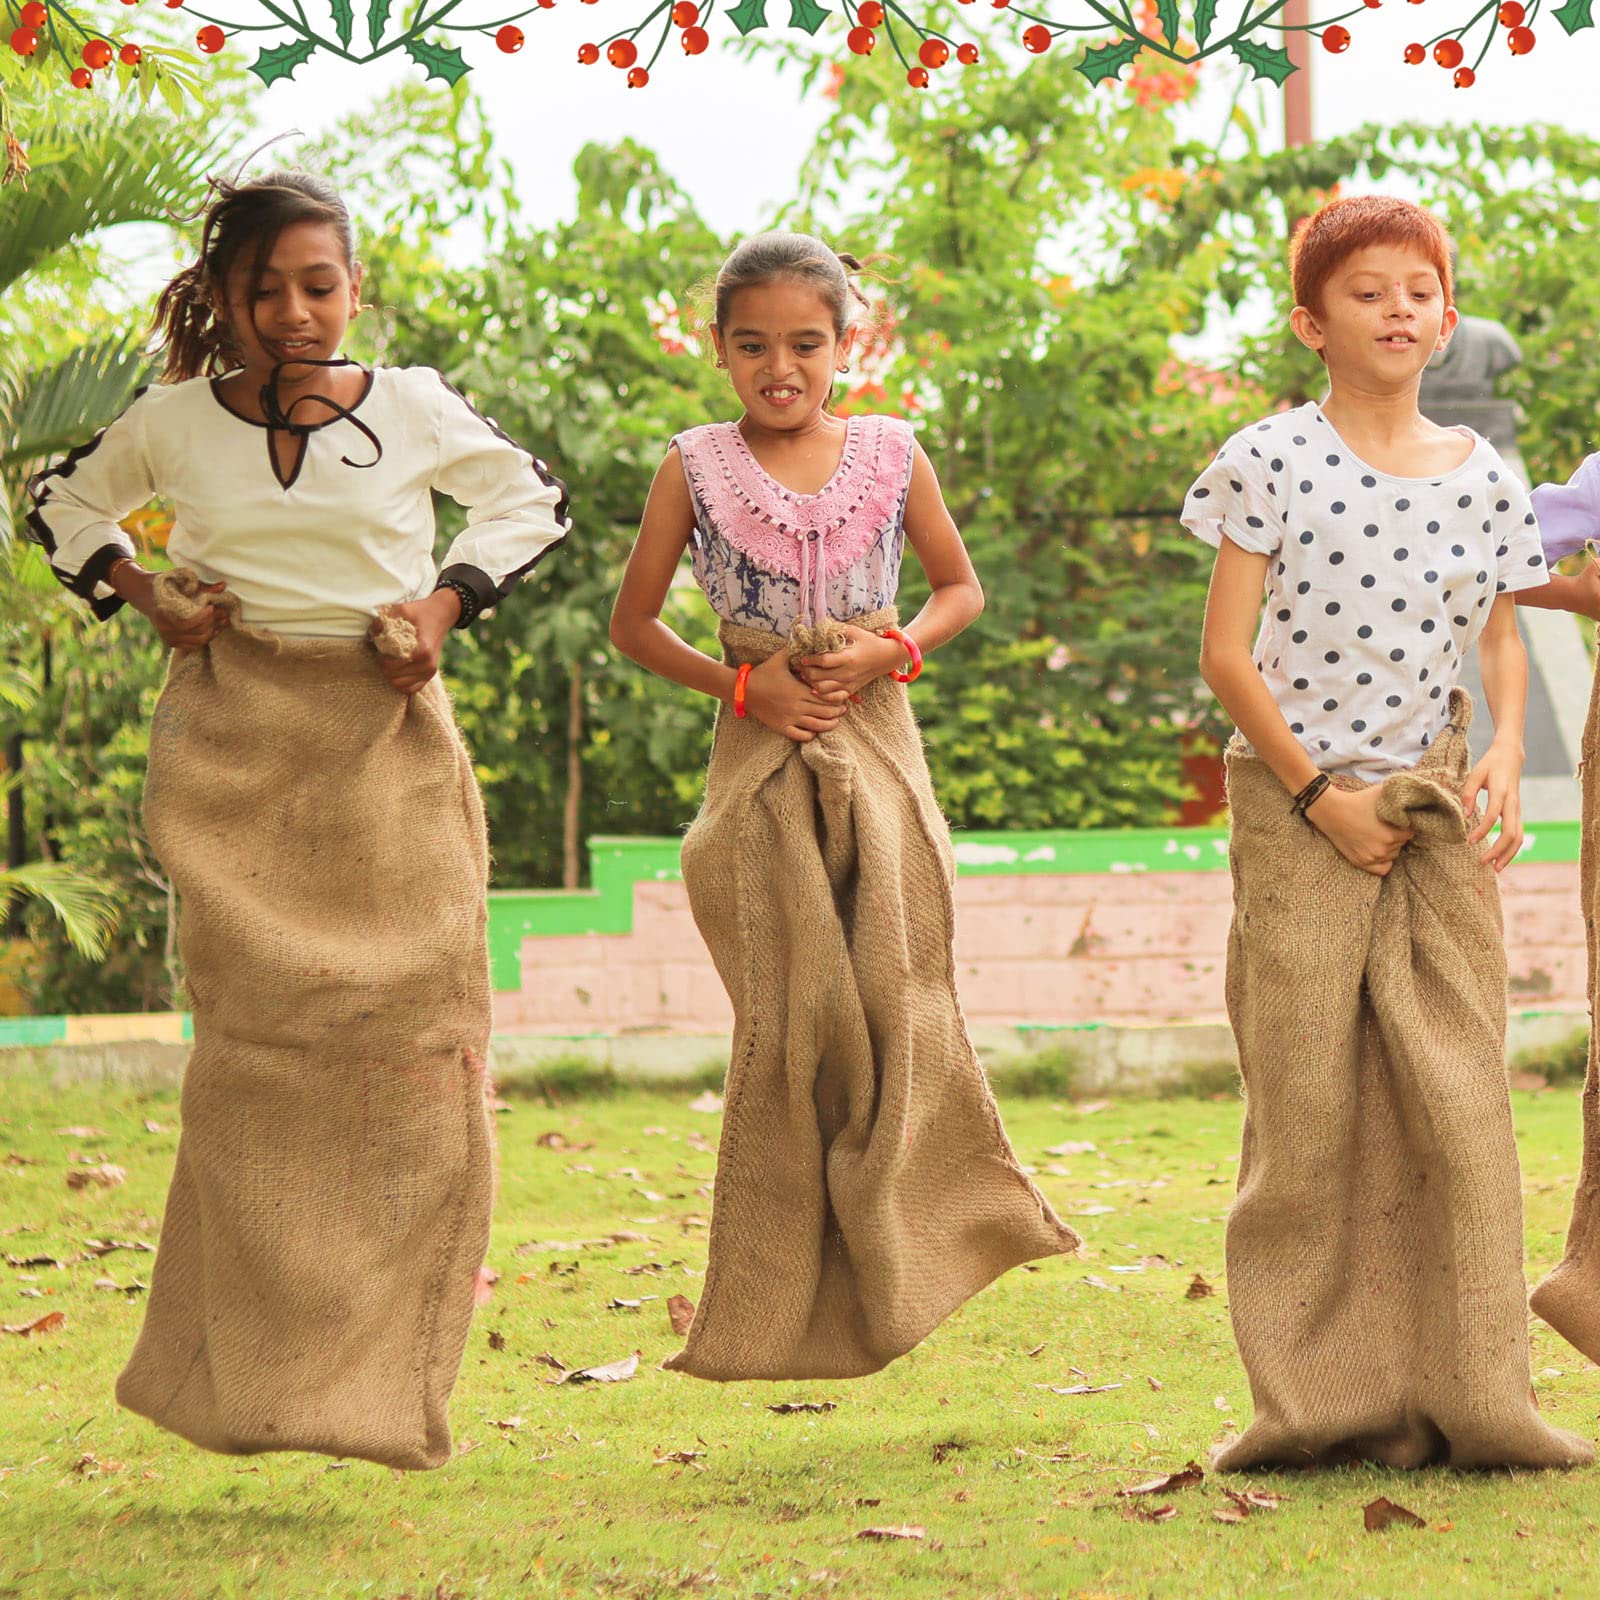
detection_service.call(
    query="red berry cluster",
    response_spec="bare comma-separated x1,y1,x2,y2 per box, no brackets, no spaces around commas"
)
8,0,208,88
1404,0,1535,84
846,0,978,85
579,0,704,85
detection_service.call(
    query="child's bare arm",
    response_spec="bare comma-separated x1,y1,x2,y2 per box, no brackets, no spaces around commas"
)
801,442,982,695
1515,563,1600,621
1463,593,1529,871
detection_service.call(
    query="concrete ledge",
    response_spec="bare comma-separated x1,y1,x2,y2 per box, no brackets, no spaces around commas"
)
2,1008,1587,1097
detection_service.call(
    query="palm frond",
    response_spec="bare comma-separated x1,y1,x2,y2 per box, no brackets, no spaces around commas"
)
0,105,235,296
3,334,153,473
0,860,120,960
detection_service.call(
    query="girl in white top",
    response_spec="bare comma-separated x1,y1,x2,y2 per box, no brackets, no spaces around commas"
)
23,168,569,1470
28,198,568,664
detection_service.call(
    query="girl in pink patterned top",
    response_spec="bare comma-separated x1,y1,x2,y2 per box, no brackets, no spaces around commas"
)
611,236,1075,1385
613,232,984,733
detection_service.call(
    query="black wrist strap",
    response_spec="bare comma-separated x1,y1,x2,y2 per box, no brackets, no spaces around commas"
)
1291,771,1330,817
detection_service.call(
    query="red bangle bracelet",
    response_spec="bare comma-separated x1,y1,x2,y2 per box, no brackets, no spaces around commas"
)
732,662,752,718
880,626,923,684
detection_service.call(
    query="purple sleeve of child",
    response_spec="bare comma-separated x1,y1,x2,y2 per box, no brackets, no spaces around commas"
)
1530,454,1600,565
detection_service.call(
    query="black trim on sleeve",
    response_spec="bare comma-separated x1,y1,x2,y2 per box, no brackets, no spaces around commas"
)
437,563,498,628
431,370,572,602
69,541,136,614
26,388,148,624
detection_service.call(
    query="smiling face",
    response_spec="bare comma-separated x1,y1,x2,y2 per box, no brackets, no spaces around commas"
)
711,277,855,433
220,219,362,378
1291,243,1457,389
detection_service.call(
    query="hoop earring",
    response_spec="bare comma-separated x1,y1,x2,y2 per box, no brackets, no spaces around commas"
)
837,363,850,375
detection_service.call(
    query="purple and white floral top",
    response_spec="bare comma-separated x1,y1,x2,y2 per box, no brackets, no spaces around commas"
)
674,414,916,634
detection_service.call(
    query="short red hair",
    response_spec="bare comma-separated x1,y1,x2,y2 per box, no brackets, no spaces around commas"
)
1290,195,1454,315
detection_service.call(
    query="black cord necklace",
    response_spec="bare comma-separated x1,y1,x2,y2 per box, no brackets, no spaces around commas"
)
258,355,383,469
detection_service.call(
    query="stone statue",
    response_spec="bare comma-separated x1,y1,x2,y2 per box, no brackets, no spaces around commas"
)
1419,297,1523,455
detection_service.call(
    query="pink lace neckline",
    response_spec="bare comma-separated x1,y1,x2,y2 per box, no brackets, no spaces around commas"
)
726,416,858,504
677,413,914,585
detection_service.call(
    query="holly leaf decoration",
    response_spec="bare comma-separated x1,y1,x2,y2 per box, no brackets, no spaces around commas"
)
1553,0,1593,31
249,36,318,85
1230,37,1295,83
330,0,354,47
788,0,829,32
1076,35,1142,85
367,0,392,47
726,0,770,31
1156,0,1180,46
1193,0,1217,48
404,37,470,83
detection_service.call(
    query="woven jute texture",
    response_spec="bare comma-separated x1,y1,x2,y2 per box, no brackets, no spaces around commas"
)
115,571,495,1471
663,610,1080,1382
1217,687,1591,1472
1531,651,1600,1358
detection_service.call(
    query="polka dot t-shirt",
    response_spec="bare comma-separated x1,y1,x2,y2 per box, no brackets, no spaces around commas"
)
1181,402,1549,782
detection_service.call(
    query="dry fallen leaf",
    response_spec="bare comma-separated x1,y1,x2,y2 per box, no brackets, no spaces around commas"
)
65,1165,126,1192
653,1448,705,1468
667,1294,695,1336
1147,1376,1164,1392
768,1401,836,1415
1045,1383,1122,1396
72,1452,123,1476
1213,1502,1249,1524
1118,1462,1204,1498
560,1352,640,1385
1081,1275,1122,1292
1185,1274,1215,1300
535,1132,569,1150
55,1127,104,1139
931,1441,965,1464
1045,1141,1098,1157
1363,1496,1425,1532
6,1255,64,1270
3,1311,65,1337
857,1526,924,1542
1122,1502,1178,1523
487,1330,507,1352
1026,1343,1047,1358
81,1239,153,1259
1074,1101,1111,1115
688,1091,724,1114
142,1120,167,1135
92,1278,146,1296
490,1416,524,1431
474,1267,499,1307
607,1296,659,1312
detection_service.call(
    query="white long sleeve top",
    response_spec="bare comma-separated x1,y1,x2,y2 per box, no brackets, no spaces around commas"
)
25,363,571,638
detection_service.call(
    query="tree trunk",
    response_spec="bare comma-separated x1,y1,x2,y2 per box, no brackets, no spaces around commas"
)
563,662,582,891
4,730,22,937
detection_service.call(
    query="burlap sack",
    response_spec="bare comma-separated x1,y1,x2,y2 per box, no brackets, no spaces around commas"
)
1530,650,1600,1357
1218,687,1590,1471
115,571,496,1471
663,610,1079,1382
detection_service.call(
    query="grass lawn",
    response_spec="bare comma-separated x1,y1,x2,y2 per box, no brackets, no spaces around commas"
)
1,1067,1598,1600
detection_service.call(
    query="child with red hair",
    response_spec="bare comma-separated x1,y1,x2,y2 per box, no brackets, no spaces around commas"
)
1183,195,1590,1472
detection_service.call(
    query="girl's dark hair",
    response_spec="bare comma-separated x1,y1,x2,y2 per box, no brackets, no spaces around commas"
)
150,169,355,384
712,232,871,339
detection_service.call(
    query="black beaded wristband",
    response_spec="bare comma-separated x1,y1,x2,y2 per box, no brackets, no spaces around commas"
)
1291,772,1330,818
434,577,481,630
